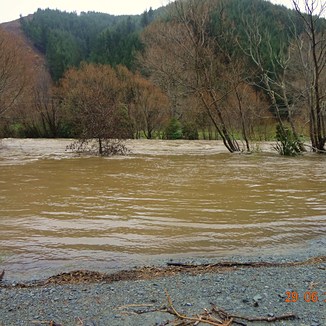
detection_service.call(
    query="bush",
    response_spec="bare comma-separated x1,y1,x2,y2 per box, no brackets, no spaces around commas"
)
66,138,129,156
164,118,183,140
8,123,26,137
274,124,302,156
182,123,199,140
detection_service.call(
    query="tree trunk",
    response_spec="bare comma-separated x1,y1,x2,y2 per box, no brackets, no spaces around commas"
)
98,138,103,155
235,88,250,152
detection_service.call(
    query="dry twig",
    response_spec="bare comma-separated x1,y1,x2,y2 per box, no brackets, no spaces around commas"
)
116,303,161,316
163,291,297,325
164,289,233,326
31,321,62,326
0,270,4,281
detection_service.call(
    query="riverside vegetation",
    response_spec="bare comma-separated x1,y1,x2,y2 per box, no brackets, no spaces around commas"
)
0,0,325,155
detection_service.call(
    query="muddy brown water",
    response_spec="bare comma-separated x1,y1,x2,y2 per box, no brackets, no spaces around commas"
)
0,139,325,281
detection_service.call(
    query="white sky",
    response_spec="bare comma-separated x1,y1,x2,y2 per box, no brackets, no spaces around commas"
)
0,0,169,23
0,0,319,24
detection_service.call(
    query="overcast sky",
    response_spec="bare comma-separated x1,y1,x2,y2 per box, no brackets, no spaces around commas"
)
0,0,170,23
0,1,311,24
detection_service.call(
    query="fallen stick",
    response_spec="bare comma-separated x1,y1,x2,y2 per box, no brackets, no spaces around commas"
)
117,303,165,316
163,292,297,325
31,321,62,326
164,289,233,326
117,303,154,310
211,305,296,322
233,313,296,322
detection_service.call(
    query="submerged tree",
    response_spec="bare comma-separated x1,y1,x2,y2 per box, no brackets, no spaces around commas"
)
17,69,63,138
239,7,306,155
59,63,130,155
131,73,170,139
113,65,170,139
292,0,326,152
140,0,252,152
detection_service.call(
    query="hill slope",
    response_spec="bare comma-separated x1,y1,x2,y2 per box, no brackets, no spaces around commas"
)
1,17,48,76
1,0,303,84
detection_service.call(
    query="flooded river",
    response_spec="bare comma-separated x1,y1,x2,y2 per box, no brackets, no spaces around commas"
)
0,139,325,281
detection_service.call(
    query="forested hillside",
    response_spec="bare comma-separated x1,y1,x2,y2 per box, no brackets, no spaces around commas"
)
0,0,325,154
20,8,156,81
19,1,301,82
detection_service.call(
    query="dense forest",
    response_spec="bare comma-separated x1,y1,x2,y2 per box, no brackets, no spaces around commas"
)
0,0,325,154
20,8,156,81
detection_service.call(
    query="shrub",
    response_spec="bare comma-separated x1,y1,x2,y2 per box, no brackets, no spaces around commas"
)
274,124,302,156
66,139,129,156
182,122,199,140
164,118,183,140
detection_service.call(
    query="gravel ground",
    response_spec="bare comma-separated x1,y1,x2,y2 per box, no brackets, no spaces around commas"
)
1,254,325,326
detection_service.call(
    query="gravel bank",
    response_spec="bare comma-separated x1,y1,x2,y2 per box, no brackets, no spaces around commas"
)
1,255,325,326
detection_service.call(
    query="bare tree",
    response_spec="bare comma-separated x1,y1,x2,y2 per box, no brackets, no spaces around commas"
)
131,74,170,139
292,0,326,152
59,63,130,155
239,13,306,155
139,20,188,120
140,0,251,152
0,28,26,118
34,77,59,137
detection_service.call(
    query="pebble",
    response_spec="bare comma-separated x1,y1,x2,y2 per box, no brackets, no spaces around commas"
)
0,252,325,325
253,294,262,302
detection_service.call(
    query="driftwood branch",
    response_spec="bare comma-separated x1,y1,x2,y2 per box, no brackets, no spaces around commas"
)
164,290,297,326
164,289,233,326
116,303,159,316
211,305,296,322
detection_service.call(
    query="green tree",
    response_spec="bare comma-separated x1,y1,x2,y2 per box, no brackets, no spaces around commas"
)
90,18,143,70
165,118,183,140
46,30,81,82
21,9,142,81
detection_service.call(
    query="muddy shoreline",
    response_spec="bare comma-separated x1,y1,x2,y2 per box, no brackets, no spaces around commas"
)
1,255,325,288
1,232,325,325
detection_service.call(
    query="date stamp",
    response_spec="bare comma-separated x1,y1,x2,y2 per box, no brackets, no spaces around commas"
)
285,291,326,303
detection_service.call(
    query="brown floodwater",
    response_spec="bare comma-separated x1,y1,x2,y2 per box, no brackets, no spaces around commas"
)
0,139,325,281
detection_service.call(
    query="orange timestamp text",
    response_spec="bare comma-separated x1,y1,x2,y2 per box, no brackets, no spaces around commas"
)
285,291,326,303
